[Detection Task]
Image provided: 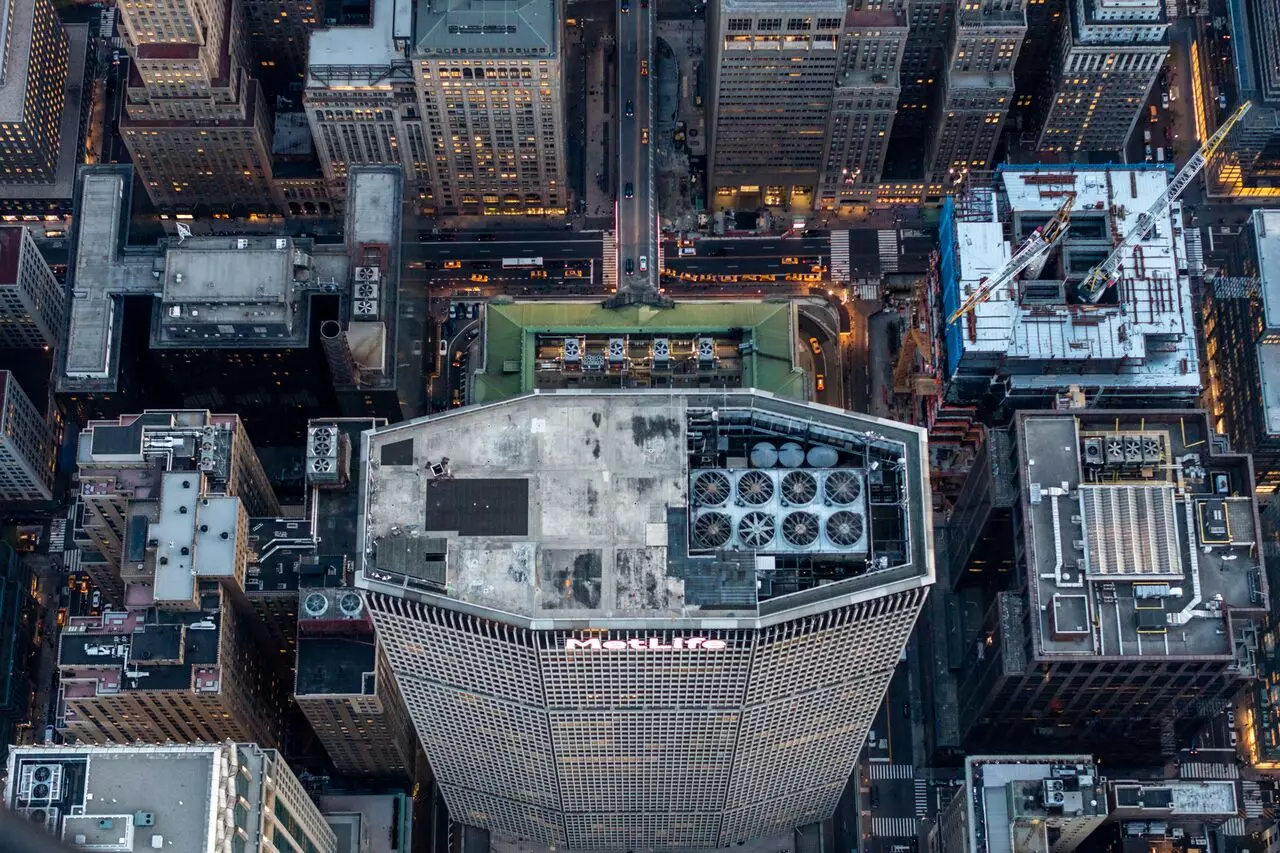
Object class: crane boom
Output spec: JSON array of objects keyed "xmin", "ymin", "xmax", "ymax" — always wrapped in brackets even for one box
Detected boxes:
[
  {"xmin": 1077, "ymin": 100, "xmax": 1253, "ymax": 303},
  {"xmin": 947, "ymin": 192, "xmax": 1076, "ymax": 325}
]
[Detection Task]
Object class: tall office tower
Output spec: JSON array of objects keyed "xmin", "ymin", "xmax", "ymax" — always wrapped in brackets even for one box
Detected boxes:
[
  {"xmin": 0, "ymin": 0, "xmax": 68, "ymax": 183},
  {"xmin": 1211, "ymin": 1, "xmax": 1280, "ymax": 197},
  {"xmin": 940, "ymin": 167, "xmax": 1200, "ymax": 410},
  {"xmin": 72, "ymin": 411, "xmax": 278, "ymax": 604},
  {"xmin": 707, "ymin": 0, "xmax": 843, "ymax": 210},
  {"xmin": 816, "ymin": 2, "xmax": 909, "ymax": 213},
  {"xmin": 0, "ymin": 226, "xmax": 64, "ymax": 349},
  {"xmin": 0, "ymin": 543, "xmax": 32, "ymax": 750},
  {"xmin": 935, "ymin": 756, "xmax": 1108, "ymax": 853},
  {"xmin": 883, "ymin": 0, "xmax": 948, "ymax": 179},
  {"xmin": 946, "ymin": 408, "xmax": 1267, "ymax": 760},
  {"xmin": 115, "ymin": 0, "xmax": 278, "ymax": 210},
  {"xmin": 242, "ymin": 0, "xmax": 320, "ymax": 87},
  {"xmin": 357, "ymin": 390, "xmax": 934, "ymax": 849},
  {"xmin": 410, "ymin": 0, "xmax": 567, "ymax": 215},
  {"xmin": 6, "ymin": 743, "xmax": 337, "ymax": 853},
  {"xmin": 304, "ymin": 0, "xmax": 425, "ymax": 205},
  {"xmin": 1010, "ymin": 0, "xmax": 1065, "ymax": 144},
  {"xmin": 295, "ymin": 587, "xmax": 415, "ymax": 778},
  {"xmin": 927, "ymin": 0, "xmax": 1026, "ymax": 183},
  {"xmin": 0, "ymin": 370, "xmax": 54, "ymax": 501},
  {"xmin": 1036, "ymin": 0, "xmax": 1167, "ymax": 158},
  {"xmin": 57, "ymin": 469, "xmax": 284, "ymax": 746}
]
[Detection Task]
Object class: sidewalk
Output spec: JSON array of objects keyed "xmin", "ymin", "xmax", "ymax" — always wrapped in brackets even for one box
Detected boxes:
[{"xmin": 584, "ymin": 42, "xmax": 613, "ymax": 220}]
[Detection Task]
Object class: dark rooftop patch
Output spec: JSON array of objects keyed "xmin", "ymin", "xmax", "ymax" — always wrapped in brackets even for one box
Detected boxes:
[
  {"xmin": 538, "ymin": 550, "xmax": 602, "ymax": 609},
  {"xmin": 380, "ymin": 439, "xmax": 415, "ymax": 466},
  {"xmin": 425, "ymin": 478, "xmax": 529, "ymax": 536}
]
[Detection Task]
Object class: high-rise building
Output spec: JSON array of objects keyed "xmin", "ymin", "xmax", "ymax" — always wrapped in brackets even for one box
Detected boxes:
[
  {"xmin": 242, "ymin": 0, "xmax": 321, "ymax": 88},
  {"xmin": 72, "ymin": 410, "xmax": 278, "ymax": 603},
  {"xmin": 0, "ymin": 0, "xmax": 68, "ymax": 184},
  {"xmin": 927, "ymin": 0, "xmax": 1025, "ymax": 183},
  {"xmin": 817, "ymin": 2, "xmax": 909, "ymax": 212},
  {"xmin": 946, "ymin": 408, "xmax": 1267, "ymax": 759},
  {"xmin": 115, "ymin": 0, "xmax": 279, "ymax": 210},
  {"xmin": 935, "ymin": 756, "xmax": 1108, "ymax": 853},
  {"xmin": 0, "ymin": 542, "xmax": 33, "ymax": 752},
  {"xmin": 5, "ymin": 742, "xmax": 337, "ymax": 853},
  {"xmin": 883, "ymin": 0, "xmax": 948, "ymax": 180},
  {"xmin": 304, "ymin": 0, "xmax": 424, "ymax": 205},
  {"xmin": 410, "ymin": 0, "xmax": 567, "ymax": 215},
  {"xmin": 0, "ymin": 370, "xmax": 55, "ymax": 502},
  {"xmin": 940, "ymin": 166, "xmax": 1201, "ymax": 410},
  {"xmin": 0, "ymin": 225, "xmax": 64, "ymax": 349},
  {"xmin": 708, "ymin": 0, "xmax": 844, "ymax": 210},
  {"xmin": 357, "ymin": 390, "xmax": 934, "ymax": 849},
  {"xmin": 1035, "ymin": 0, "xmax": 1167, "ymax": 158},
  {"xmin": 1211, "ymin": 3, "xmax": 1280, "ymax": 198}
]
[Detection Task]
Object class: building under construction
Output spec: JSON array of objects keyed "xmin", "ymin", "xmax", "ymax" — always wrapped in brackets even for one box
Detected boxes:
[{"xmin": 938, "ymin": 165, "xmax": 1201, "ymax": 410}]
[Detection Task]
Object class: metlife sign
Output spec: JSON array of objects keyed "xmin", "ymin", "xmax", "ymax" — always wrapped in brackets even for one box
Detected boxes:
[{"xmin": 563, "ymin": 636, "xmax": 728, "ymax": 651}]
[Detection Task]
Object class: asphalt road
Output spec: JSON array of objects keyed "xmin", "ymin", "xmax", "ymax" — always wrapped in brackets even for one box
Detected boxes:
[
  {"xmin": 404, "ymin": 231, "xmax": 607, "ymax": 295},
  {"xmin": 616, "ymin": 0, "xmax": 657, "ymax": 296}
]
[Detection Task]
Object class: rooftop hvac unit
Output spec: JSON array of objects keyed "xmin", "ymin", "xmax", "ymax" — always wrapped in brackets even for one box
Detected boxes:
[
  {"xmin": 738, "ymin": 511, "xmax": 775, "ymax": 548},
  {"xmin": 608, "ymin": 338, "xmax": 625, "ymax": 361},
  {"xmin": 303, "ymin": 592, "xmax": 329, "ymax": 618},
  {"xmin": 583, "ymin": 353, "xmax": 605, "ymax": 372},
  {"xmin": 198, "ymin": 457, "xmax": 217, "ymax": 472},
  {"xmin": 692, "ymin": 511, "xmax": 733, "ymax": 549},
  {"xmin": 355, "ymin": 282, "xmax": 379, "ymax": 300},
  {"xmin": 354, "ymin": 300, "xmax": 378, "ymax": 317},
  {"xmin": 781, "ymin": 511, "xmax": 820, "ymax": 547},
  {"xmin": 355, "ymin": 266, "xmax": 380, "ymax": 282},
  {"xmin": 653, "ymin": 338, "xmax": 670, "ymax": 361},
  {"xmin": 693, "ymin": 471, "xmax": 731, "ymax": 506},
  {"xmin": 1082, "ymin": 437, "xmax": 1104, "ymax": 467},
  {"xmin": 308, "ymin": 426, "xmax": 337, "ymax": 458},
  {"xmin": 1124, "ymin": 435, "xmax": 1142, "ymax": 463},
  {"xmin": 1142, "ymin": 435, "xmax": 1163, "ymax": 463},
  {"xmin": 1106, "ymin": 437, "xmax": 1124, "ymax": 463},
  {"xmin": 780, "ymin": 471, "xmax": 818, "ymax": 505},
  {"xmin": 310, "ymin": 458, "xmax": 334, "ymax": 475},
  {"xmin": 824, "ymin": 470, "xmax": 861, "ymax": 505},
  {"xmin": 236, "ymin": 239, "xmax": 249, "ymax": 249},
  {"xmin": 736, "ymin": 471, "xmax": 774, "ymax": 506},
  {"xmin": 697, "ymin": 337, "xmax": 715, "ymax": 361},
  {"xmin": 338, "ymin": 591, "xmax": 363, "ymax": 617},
  {"xmin": 826, "ymin": 511, "xmax": 864, "ymax": 547},
  {"xmin": 563, "ymin": 338, "xmax": 580, "ymax": 361},
  {"xmin": 275, "ymin": 238, "xmax": 288, "ymax": 249}
]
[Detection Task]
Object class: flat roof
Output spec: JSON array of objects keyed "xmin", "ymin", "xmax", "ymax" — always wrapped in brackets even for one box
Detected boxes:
[
  {"xmin": 477, "ymin": 300, "xmax": 804, "ymax": 403},
  {"xmin": 1017, "ymin": 410, "xmax": 1267, "ymax": 662},
  {"xmin": 309, "ymin": 0, "xmax": 401, "ymax": 76},
  {"xmin": 160, "ymin": 237, "xmax": 298, "ymax": 329},
  {"xmin": 413, "ymin": 0, "xmax": 557, "ymax": 56},
  {"xmin": 297, "ymin": 636, "xmax": 376, "ymax": 696},
  {"xmin": 357, "ymin": 389, "xmax": 934, "ymax": 629},
  {"xmin": 963, "ymin": 756, "xmax": 1104, "ymax": 853}
]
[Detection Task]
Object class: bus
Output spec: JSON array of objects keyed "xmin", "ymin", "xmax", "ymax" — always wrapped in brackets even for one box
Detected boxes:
[{"xmin": 503, "ymin": 257, "xmax": 543, "ymax": 269}]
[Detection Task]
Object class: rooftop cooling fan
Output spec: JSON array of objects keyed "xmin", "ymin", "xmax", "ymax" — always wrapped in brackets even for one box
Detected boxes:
[
  {"xmin": 339, "ymin": 592, "xmax": 363, "ymax": 616},
  {"xmin": 692, "ymin": 512, "xmax": 733, "ymax": 549},
  {"xmin": 738, "ymin": 512, "xmax": 776, "ymax": 548},
  {"xmin": 303, "ymin": 592, "xmax": 329, "ymax": 617},
  {"xmin": 33, "ymin": 768, "xmax": 50, "ymax": 783},
  {"xmin": 782, "ymin": 511, "xmax": 820, "ymax": 547},
  {"xmin": 824, "ymin": 470, "xmax": 861, "ymax": 505},
  {"xmin": 826, "ymin": 511, "xmax": 864, "ymax": 547},
  {"xmin": 31, "ymin": 784, "xmax": 49, "ymax": 800},
  {"xmin": 781, "ymin": 471, "xmax": 817, "ymax": 504},
  {"xmin": 693, "ymin": 471, "xmax": 731, "ymax": 506},
  {"xmin": 737, "ymin": 470, "xmax": 774, "ymax": 505}
]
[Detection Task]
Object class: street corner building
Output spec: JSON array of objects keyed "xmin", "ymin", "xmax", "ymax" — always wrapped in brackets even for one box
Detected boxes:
[{"xmin": 354, "ymin": 389, "xmax": 935, "ymax": 849}]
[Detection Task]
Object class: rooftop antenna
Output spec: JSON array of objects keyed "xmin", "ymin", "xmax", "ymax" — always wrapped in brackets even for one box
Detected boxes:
[{"xmin": 176, "ymin": 223, "xmax": 192, "ymax": 243}]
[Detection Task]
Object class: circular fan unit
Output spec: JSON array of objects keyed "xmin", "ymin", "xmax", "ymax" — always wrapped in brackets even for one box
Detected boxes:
[
  {"xmin": 693, "ymin": 471, "xmax": 732, "ymax": 506},
  {"xmin": 738, "ymin": 512, "xmax": 776, "ymax": 548},
  {"xmin": 781, "ymin": 471, "xmax": 818, "ymax": 505},
  {"xmin": 303, "ymin": 592, "xmax": 329, "ymax": 617},
  {"xmin": 31, "ymin": 784, "xmax": 49, "ymax": 800},
  {"xmin": 736, "ymin": 470, "xmax": 774, "ymax": 505},
  {"xmin": 826, "ymin": 511, "xmax": 865, "ymax": 547},
  {"xmin": 692, "ymin": 512, "xmax": 733, "ymax": 549},
  {"xmin": 33, "ymin": 768, "xmax": 51, "ymax": 783},
  {"xmin": 28, "ymin": 810, "xmax": 46, "ymax": 823},
  {"xmin": 339, "ymin": 592, "xmax": 363, "ymax": 616},
  {"xmin": 782, "ymin": 511, "xmax": 820, "ymax": 547},
  {"xmin": 824, "ymin": 470, "xmax": 862, "ymax": 505}
]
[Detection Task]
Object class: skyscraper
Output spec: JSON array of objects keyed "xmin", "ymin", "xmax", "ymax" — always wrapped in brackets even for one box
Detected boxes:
[
  {"xmin": 1210, "ymin": 0, "xmax": 1280, "ymax": 197},
  {"xmin": 357, "ymin": 390, "xmax": 933, "ymax": 848},
  {"xmin": 0, "ymin": 0, "xmax": 68, "ymax": 184},
  {"xmin": 0, "ymin": 225, "xmax": 64, "ymax": 350},
  {"xmin": 0, "ymin": 370, "xmax": 55, "ymax": 502},
  {"xmin": 410, "ymin": 0, "xmax": 567, "ymax": 215},
  {"xmin": 1036, "ymin": 0, "xmax": 1167, "ymax": 157},
  {"xmin": 116, "ymin": 0, "xmax": 278, "ymax": 210}
]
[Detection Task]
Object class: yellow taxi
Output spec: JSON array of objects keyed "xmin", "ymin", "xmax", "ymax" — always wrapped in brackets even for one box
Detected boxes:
[
  {"xmin": 444, "ymin": 259, "xmax": 462, "ymax": 269},
  {"xmin": 640, "ymin": 59, "xmax": 649, "ymax": 76},
  {"xmin": 531, "ymin": 269, "xmax": 548, "ymax": 278},
  {"xmin": 564, "ymin": 268, "xmax": 584, "ymax": 278},
  {"xmin": 641, "ymin": 128, "xmax": 649, "ymax": 145},
  {"xmin": 782, "ymin": 256, "xmax": 800, "ymax": 265},
  {"xmin": 470, "ymin": 273, "xmax": 489, "ymax": 283}
]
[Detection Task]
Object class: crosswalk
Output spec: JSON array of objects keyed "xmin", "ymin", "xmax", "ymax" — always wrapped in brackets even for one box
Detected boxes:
[
  {"xmin": 1180, "ymin": 761, "xmax": 1238, "ymax": 780},
  {"xmin": 1220, "ymin": 818, "xmax": 1247, "ymax": 837},
  {"xmin": 868, "ymin": 762, "xmax": 916, "ymax": 780},
  {"xmin": 1184, "ymin": 227, "xmax": 1204, "ymax": 276},
  {"xmin": 850, "ymin": 279, "xmax": 880, "ymax": 301},
  {"xmin": 602, "ymin": 232, "xmax": 617, "ymax": 292},
  {"xmin": 830, "ymin": 230, "xmax": 850, "ymax": 283},
  {"xmin": 48, "ymin": 519, "xmax": 66, "ymax": 553},
  {"xmin": 1241, "ymin": 781, "xmax": 1265, "ymax": 818},
  {"xmin": 914, "ymin": 778, "xmax": 928, "ymax": 817},
  {"xmin": 878, "ymin": 230, "xmax": 900, "ymax": 273},
  {"xmin": 871, "ymin": 817, "xmax": 918, "ymax": 838}
]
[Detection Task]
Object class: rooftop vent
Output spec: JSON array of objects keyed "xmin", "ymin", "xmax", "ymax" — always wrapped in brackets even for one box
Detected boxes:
[
  {"xmin": 338, "ymin": 591, "xmax": 363, "ymax": 617},
  {"xmin": 692, "ymin": 511, "xmax": 733, "ymax": 549},
  {"xmin": 780, "ymin": 471, "xmax": 818, "ymax": 505},
  {"xmin": 608, "ymin": 338, "xmax": 625, "ymax": 361},
  {"xmin": 303, "ymin": 592, "xmax": 329, "ymax": 617},
  {"xmin": 693, "ymin": 471, "xmax": 731, "ymax": 506},
  {"xmin": 737, "ymin": 471, "xmax": 774, "ymax": 506},
  {"xmin": 826, "ymin": 511, "xmax": 865, "ymax": 547},
  {"xmin": 353, "ymin": 300, "xmax": 378, "ymax": 317},
  {"xmin": 738, "ymin": 511, "xmax": 775, "ymax": 548},
  {"xmin": 782, "ymin": 511, "xmax": 820, "ymax": 547},
  {"xmin": 653, "ymin": 338, "xmax": 670, "ymax": 361},
  {"xmin": 824, "ymin": 470, "xmax": 861, "ymax": 505},
  {"xmin": 356, "ymin": 282, "xmax": 379, "ymax": 300},
  {"xmin": 563, "ymin": 338, "xmax": 580, "ymax": 361},
  {"xmin": 697, "ymin": 338, "xmax": 716, "ymax": 362}
]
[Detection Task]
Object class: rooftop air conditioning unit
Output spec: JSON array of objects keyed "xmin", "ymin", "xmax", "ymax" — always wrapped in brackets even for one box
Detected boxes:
[
  {"xmin": 355, "ymin": 266, "xmax": 380, "ymax": 282},
  {"xmin": 354, "ymin": 300, "xmax": 378, "ymax": 317},
  {"xmin": 356, "ymin": 282, "xmax": 379, "ymax": 300},
  {"xmin": 236, "ymin": 239, "xmax": 249, "ymax": 249}
]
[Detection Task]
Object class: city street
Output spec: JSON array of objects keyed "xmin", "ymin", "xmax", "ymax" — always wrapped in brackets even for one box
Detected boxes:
[{"xmin": 615, "ymin": 0, "xmax": 658, "ymax": 296}]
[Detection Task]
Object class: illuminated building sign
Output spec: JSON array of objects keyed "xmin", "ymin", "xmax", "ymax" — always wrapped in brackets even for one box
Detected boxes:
[{"xmin": 564, "ymin": 637, "xmax": 727, "ymax": 651}]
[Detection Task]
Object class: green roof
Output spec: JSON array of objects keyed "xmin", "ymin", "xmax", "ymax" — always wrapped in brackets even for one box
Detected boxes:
[{"xmin": 474, "ymin": 300, "xmax": 804, "ymax": 403}]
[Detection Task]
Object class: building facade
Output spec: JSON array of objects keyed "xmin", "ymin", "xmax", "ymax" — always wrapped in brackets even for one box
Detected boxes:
[
  {"xmin": 410, "ymin": 0, "xmax": 567, "ymax": 215},
  {"xmin": 1035, "ymin": 0, "xmax": 1167, "ymax": 157},
  {"xmin": 115, "ymin": 0, "xmax": 279, "ymax": 210},
  {"xmin": 5, "ymin": 742, "xmax": 337, "ymax": 853},
  {"xmin": 0, "ymin": 370, "xmax": 54, "ymax": 502},
  {"xmin": 0, "ymin": 0, "xmax": 68, "ymax": 184},
  {"xmin": 358, "ymin": 390, "xmax": 934, "ymax": 848},
  {"xmin": 0, "ymin": 225, "xmax": 64, "ymax": 349},
  {"xmin": 1209, "ymin": 0, "xmax": 1280, "ymax": 198}
]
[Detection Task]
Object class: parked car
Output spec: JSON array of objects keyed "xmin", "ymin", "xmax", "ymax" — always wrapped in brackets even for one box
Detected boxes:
[
  {"xmin": 639, "ymin": 255, "xmax": 648, "ymax": 272},
  {"xmin": 625, "ymin": 258, "xmax": 635, "ymax": 276}
]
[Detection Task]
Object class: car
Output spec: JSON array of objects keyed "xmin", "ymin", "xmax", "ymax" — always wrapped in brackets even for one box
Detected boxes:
[
  {"xmin": 641, "ymin": 127, "xmax": 649, "ymax": 144},
  {"xmin": 625, "ymin": 258, "xmax": 635, "ymax": 276},
  {"xmin": 808, "ymin": 336, "xmax": 821, "ymax": 355},
  {"xmin": 782, "ymin": 256, "xmax": 800, "ymax": 265},
  {"xmin": 1169, "ymin": 85, "xmax": 1178, "ymax": 102},
  {"xmin": 815, "ymin": 374, "xmax": 825, "ymax": 392},
  {"xmin": 1227, "ymin": 709, "xmax": 1236, "ymax": 727},
  {"xmin": 1145, "ymin": 144, "xmax": 1153, "ymax": 160},
  {"xmin": 621, "ymin": 0, "xmax": 629, "ymax": 11},
  {"xmin": 472, "ymin": 261, "xmax": 491, "ymax": 269},
  {"xmin": 470, "ymin": 273, "xmax": 489, "ymax": 283},
  {"xmin": 640, "ymin": 59, "xmax": 649, "ymax": 76},
  {"xmin": 1150, "ymin": 105, "xmax": 1159, "ymax": 123},
  {"xmin": 564, "ymin": 268, "xmax": 584, "ymax": 278},
  {"xmin": 625, "ymin": 99, "xmax": 634, "ymax": 117},
  {"xmin": 624, "ymin": 182, "xmax": 634, "ymax": 198},
  {"xmin": 91, "ymin": 591, "xmax": 101, "ymax": 608},
  {"xmin": 451, "ymin": 390, "xmax": 462, "ymax": 407},
  {"xmin": 639, "ymin": 255, "xmax": 648, "ymax": 272},
  {"xmin": 531, "ymin": 269, "xmax": 548, "ymax": 278},
  {"xmin": 1230, "ymin": 730, "xmax": 1239, "ymax": 747},
  {"xmin": 477, "ymin": 233, "xmax": 497, "ymax": 241},
  {"xmin": 439, "ymin": 340, "xmax": 448, "ymax": 357},
  {"xmin": 452, "ymin": 351, "xmax": 464, "ymax": 368},
  {"xmin": 444, "ymin": 259, "xmax": 462, "ymax": 269},
  {"xmin": 1161, "ymin": 92, "xmax": 1169, "ymax": 110}
]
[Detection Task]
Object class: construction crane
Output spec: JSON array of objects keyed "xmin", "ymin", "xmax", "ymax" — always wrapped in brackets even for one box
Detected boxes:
[
  {"xmin": 1077, "ymin": 100, "xmax": 1253, "ymax": 303},
  {"xmin": 947, "ymin": 192, "xmax": 1077, "ymax": 325},
  {"xmin": 893, "ymin": 326, "xmax": 939, "ymax": 396}
]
